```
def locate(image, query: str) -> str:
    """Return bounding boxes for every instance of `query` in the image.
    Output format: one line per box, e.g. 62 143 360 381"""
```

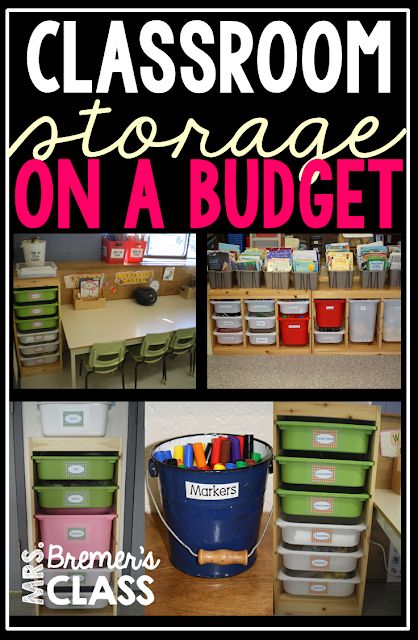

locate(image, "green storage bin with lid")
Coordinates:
276 488 369 518
33 455 118 481
13 287 58 304
34 484 118 509
14 302 58 318
15 316 59 332
276 420 376 454
276 456 373 487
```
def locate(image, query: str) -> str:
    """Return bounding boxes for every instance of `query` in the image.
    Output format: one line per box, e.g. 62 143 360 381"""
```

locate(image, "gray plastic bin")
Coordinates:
208 271 234 289
264 272 290 289
383 299 401 342
236 271 262 288
348 300 379 342
389 270 401 288
361 271 386 289
328 271 354 289
293 272 319 290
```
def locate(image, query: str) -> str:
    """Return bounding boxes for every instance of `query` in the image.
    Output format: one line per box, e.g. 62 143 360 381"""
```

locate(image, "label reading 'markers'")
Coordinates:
185 481 239 500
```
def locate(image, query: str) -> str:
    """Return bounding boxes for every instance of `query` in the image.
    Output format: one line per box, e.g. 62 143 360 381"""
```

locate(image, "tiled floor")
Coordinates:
19 349 196 390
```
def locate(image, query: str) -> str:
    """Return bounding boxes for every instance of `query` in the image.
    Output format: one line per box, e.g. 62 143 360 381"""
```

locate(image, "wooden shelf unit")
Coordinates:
29 437 123 617
273 402 381 617
13 276 63 377
208 283 401 356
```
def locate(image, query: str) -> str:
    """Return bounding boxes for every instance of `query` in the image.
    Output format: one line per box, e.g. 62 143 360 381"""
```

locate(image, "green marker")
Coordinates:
251 453 262 463
178 464 186 468
236 461 248 468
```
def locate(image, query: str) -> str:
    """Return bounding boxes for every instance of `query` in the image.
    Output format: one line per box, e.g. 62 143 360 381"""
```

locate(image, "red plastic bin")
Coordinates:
315 299 345 329
126 240 147 264
279 313 310 346
102 238 127 264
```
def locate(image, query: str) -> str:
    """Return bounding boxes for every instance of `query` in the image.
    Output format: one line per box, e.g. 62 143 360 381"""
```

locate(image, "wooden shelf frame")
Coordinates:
273 402 381 617
29 437 123 617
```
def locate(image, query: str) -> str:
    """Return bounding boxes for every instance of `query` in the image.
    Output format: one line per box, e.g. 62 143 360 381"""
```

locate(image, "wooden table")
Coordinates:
60 296 196 387
145 512 273 617
374 488 401 553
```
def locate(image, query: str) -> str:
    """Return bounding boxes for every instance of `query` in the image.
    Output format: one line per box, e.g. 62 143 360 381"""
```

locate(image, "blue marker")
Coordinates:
184 444 193 468
225 462 236 469
154 451 167 462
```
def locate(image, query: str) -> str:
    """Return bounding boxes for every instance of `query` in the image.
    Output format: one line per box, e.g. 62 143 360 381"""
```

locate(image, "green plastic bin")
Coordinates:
34 484 118 509
276 420 376 454
276 488 369 518
33 456 118 481
15 316 59 332
14 302 58 318
276 456 373 487
13 288 58 304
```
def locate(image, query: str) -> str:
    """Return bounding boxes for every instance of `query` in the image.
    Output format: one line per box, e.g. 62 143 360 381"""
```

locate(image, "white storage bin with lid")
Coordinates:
246 314 276 331
383 299 401 342
19 341 59 356
43 567 112 588
314 325 345 344
38 402 113 437
348 299 379 342
245 300 275 313
278 544 362 572
21 353 59 367
279 569 360 597
213 331 244 345
210 300 241 314
246 331 277 345
42 590 108 609
278 300 309 315
276 518 366 547
212 314 242 329
17 329 59 345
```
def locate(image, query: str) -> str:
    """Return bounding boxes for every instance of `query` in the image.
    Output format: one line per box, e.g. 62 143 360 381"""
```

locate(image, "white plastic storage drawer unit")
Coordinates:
278 300 309 315
383 299 401 342
276 518 367 547
21 353 59 367
38 402 112 436
246 331 277 345
245 300 275 314
314 325 345 344
279 570 360 597
210 300 241 315
17 329 59 345
278 544 363 572
212 315 242 330
246 314 276 331
19 341 59 356
213 331 244 345
348 299 379 342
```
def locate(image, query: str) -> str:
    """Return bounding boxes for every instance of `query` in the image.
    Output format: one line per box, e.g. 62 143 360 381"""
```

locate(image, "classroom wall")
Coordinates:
144 401 273 512
13 234 103 262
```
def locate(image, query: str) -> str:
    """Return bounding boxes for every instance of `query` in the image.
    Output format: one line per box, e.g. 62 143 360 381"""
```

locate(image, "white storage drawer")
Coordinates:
19 341 59 356
278 544 362 572
210 300 241 314
276 518 366 547
348 299 379 342
43 590 108 609
246 314 276 330
245 300 275 313
212 314 242 329
314 325 345 344
279 570 360 597
213 331 244 345
383 299 401 342
21 353 59 367
38 402 112 437
43 567 112 588
17 329 59 345
246 331 276 345
278 300 309 315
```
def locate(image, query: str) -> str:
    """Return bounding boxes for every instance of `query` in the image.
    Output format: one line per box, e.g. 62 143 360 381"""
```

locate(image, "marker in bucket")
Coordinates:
199 465 211 471
225 462 236 469
220 439 231 465
184 444 193 468
251 452 262 463
174 446 184 465
154 451 167 463
213 463 226 470
243 435 254 459
237 435 244 459
230 437 241 463
193 443 207 469
245 459 256 466
166 458 178 466
178 464 186 468
236 461 248 468
210 438 221 466
205 442 212 464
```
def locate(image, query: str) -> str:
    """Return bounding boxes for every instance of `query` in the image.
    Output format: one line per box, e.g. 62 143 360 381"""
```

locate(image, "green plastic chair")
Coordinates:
167 328 196 377
79 341 126 389
128 332 172 389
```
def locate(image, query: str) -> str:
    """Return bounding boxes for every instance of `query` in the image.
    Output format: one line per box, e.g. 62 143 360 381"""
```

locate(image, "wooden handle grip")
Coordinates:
197 549 248 566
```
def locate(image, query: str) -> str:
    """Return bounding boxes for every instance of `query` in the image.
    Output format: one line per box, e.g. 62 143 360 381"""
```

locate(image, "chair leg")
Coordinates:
135 362 140 390
121 365 125 390
188 349 193 376
193 348 196 375
79 357 83 376
85 370 93 389
162 357 167 385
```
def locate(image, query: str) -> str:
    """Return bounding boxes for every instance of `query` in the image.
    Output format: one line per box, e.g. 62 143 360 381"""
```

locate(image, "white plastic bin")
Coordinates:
210 300 241 314
246 315 276 331
17 329 59 345
383 299 401 342
278 300 309 315
38 402 112 437
43 567 112 588
245 300 275 313
348 299 379 342
276 518 366 547
314 325 345 344
213 331 244 345
21 353 59 367
42 590 108 610
278 544 362 572
246 331 277 345
212 315 242 329
279 570 360 597
19 341 60 356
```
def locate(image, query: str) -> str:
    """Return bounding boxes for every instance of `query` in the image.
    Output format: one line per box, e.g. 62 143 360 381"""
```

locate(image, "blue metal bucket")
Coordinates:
149 434 273 578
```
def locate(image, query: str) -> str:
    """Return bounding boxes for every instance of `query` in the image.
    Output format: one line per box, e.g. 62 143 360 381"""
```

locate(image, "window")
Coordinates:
127 234 195 260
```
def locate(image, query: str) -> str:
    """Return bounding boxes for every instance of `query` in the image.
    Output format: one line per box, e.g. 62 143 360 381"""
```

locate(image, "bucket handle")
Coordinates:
146 468 273 566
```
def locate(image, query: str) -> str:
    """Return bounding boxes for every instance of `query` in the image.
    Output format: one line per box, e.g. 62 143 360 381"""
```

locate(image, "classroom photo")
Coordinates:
12 233 196 390
207 233 402 389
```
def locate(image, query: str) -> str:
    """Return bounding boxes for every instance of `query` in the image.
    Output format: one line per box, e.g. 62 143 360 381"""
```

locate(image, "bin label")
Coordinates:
65 492 87 505
31 308 41 314
311 529 333 543
312 465 336 483
311 557 329 569
313 430 337 448
111 248 125 259
66 463 87 477
130 247 144 258
30 293 41 299
309 583 327 593
311 498 334 514
185 481 239 500
67 528 87 540
360 306 367 311
288 324 301 329
62 411 84 427
325 306 334 310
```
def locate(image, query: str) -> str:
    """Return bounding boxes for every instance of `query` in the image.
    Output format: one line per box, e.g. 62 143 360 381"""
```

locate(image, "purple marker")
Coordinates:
230 437 241 463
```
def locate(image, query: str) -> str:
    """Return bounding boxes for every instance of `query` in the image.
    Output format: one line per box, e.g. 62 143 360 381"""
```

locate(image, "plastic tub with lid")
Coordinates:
246 331 277 346
278 543 363 572
276 518 367 547
210 300 241 315
279 569 360 597
38 402 113 437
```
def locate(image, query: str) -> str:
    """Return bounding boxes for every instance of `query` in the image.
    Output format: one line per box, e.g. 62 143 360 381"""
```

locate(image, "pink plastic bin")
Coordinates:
35 512 116 558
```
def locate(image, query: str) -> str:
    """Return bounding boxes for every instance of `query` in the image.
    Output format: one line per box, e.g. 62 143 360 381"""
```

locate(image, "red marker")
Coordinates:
237 435 244 459
210 438 221 466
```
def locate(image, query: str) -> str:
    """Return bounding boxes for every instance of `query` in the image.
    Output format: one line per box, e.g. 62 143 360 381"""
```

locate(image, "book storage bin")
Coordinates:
34 484 118 509
279 570 360 597
33 455 119 480
348 300 379 343
328 271 354 289
276 420 376 454
38 402 112 437
276 518 367 547
208 271 234 289
382 299 401 342
360 271 386 289
212 315 242 330
264 272 290 289
35 512 117 558
236 271 262 288
389 270 401 288
276 456 373 488
278 544 363 572
276 488 369 519
293 272 319 290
